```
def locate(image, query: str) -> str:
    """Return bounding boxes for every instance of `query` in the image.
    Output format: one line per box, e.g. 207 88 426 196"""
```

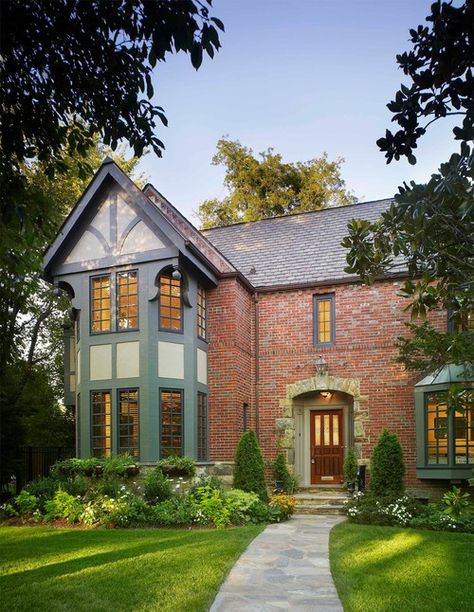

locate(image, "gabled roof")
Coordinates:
42 158 220 284
203 199 398 288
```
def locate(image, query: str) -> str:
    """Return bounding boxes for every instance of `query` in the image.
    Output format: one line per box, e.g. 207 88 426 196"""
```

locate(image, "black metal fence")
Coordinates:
15 446 75 492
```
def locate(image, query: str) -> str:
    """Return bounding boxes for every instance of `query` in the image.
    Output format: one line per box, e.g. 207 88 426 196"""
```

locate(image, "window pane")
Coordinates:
117 271 139 330
91 276 111 333
160 273 182 331
315 296 334 345
160 390 183 457
118 389 139 457
426 396 448 465
91 391 111 458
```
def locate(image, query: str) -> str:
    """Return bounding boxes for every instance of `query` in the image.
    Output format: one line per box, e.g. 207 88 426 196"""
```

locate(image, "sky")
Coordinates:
138 0 458 223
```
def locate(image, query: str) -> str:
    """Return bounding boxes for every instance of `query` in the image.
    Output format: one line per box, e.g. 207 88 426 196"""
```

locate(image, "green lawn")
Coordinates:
0 525 263 612
330 522 474 612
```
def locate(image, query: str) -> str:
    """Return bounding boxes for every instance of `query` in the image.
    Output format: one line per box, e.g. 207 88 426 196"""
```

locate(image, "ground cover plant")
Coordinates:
0 525 263 612
1 455 295 528
330 522 474 612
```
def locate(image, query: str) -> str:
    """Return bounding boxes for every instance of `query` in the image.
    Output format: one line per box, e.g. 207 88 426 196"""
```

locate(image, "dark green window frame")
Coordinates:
91 390 112 458
118 388 139 458
313 294 335 346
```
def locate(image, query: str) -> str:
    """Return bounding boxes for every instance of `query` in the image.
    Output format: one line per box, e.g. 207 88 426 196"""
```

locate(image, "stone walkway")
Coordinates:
210 514 344 611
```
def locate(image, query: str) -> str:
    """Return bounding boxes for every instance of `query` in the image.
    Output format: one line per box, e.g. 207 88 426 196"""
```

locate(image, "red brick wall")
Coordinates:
207 277 255 460
208 276 447 491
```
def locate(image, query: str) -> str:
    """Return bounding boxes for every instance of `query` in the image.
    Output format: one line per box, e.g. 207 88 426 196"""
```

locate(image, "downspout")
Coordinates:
254 291 260 438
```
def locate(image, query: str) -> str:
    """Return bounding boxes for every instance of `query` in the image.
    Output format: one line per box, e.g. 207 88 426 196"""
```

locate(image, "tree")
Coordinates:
343 1 474 379
370 430 405 497
198 138 356 228
0 0 224 367
377 0 473 165
233 430 268 502
0 138 144 492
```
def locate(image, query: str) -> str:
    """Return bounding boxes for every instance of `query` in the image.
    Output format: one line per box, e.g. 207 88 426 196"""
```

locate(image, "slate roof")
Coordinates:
203 199 396 288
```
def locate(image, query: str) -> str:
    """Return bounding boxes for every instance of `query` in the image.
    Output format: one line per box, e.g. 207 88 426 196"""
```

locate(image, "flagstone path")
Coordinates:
210 514 344 611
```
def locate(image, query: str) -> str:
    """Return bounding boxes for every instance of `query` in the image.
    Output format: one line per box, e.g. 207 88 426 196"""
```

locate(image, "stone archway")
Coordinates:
276 375 369 474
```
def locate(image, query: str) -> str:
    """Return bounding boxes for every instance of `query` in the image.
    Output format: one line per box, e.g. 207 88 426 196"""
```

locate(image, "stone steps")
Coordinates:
293 488 349 516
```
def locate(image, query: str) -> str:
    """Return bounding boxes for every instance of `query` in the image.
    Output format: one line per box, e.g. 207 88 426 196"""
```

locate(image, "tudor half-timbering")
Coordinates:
43 158 474 495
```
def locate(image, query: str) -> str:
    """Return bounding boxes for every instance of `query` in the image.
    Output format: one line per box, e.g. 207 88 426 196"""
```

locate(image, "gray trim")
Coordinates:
313 293 335 346
87 225 111 255
118 217 141 251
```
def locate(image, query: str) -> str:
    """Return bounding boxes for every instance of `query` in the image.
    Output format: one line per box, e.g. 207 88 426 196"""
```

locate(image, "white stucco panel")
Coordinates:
90 197 111 244
117 194 137 238
90 344 112 380
158 341 184 379
116 341 140 378
121 220 166 254
65 230 107 263
197 348 207 385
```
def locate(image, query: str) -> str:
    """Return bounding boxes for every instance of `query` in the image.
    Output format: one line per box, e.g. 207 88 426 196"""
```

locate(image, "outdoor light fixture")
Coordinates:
315 354 329 376
320 391 332 400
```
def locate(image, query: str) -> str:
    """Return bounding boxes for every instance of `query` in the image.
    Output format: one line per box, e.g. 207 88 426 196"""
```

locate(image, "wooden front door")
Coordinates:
310 410 344 484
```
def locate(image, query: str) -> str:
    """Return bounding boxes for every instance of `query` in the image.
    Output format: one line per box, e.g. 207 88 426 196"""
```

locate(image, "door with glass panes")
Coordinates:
310 410 344 484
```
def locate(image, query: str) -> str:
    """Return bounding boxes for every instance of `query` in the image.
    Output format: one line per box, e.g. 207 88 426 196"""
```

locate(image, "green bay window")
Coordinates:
415 366 474 479
160 389 183 457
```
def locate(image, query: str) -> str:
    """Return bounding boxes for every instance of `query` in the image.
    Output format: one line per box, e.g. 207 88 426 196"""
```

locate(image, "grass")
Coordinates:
0 525 263 612
330 522 474 612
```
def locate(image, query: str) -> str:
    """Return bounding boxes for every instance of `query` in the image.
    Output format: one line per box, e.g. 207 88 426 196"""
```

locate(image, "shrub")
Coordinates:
14 490 38 515
343 448 358 485
269 494 296 520
370 429 405 496
189 475 224 496
44 490 83 523
192 484 231 528
272 454 297 494
233 430 268 502
225 489 260 524
103 455 138 478
344 491 422 527
25 477 60 509
148 496 199 526
442 486 471 518
144 468 172 504
157 456 196 477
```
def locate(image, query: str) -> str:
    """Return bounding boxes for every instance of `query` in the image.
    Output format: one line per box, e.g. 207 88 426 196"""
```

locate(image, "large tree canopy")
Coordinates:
1 0 224 167
377 0 473 164
198 138 356 228
343 0 474 380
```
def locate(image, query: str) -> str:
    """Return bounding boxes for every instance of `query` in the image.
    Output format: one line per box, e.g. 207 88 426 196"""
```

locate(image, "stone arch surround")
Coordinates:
276 375 370 470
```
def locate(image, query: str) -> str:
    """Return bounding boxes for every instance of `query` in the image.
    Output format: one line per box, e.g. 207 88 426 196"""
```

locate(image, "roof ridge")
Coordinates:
202 198 394 232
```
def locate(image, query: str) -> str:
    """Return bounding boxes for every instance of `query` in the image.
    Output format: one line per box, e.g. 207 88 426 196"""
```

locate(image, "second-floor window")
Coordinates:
314 294 335 346
117 271 138 330
90 270 138 334
159 272 182 332
91 275 111 333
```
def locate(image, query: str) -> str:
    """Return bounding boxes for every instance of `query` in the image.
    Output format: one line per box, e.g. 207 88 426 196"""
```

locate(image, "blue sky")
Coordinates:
139 0 458 223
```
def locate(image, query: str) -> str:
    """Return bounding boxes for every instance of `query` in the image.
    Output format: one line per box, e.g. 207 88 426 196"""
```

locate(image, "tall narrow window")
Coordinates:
426 394 448 465
159 272 182 331
197 392 208 461
91 275 111 333
197 286 207 340
160 389 183 457
118 389 139 457
314 295 335 346
91 391 111 457
117 270 138 330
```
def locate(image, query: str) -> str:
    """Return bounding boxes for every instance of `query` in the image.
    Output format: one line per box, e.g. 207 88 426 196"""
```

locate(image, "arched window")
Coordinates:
159 270 183 332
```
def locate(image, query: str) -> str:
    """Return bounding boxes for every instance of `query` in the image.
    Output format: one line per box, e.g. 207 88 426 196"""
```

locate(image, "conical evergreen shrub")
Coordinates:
370 429 405 496
233 430 268 502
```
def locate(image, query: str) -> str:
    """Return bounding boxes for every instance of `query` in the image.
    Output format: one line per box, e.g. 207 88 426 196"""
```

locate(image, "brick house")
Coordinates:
43 158 474 496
